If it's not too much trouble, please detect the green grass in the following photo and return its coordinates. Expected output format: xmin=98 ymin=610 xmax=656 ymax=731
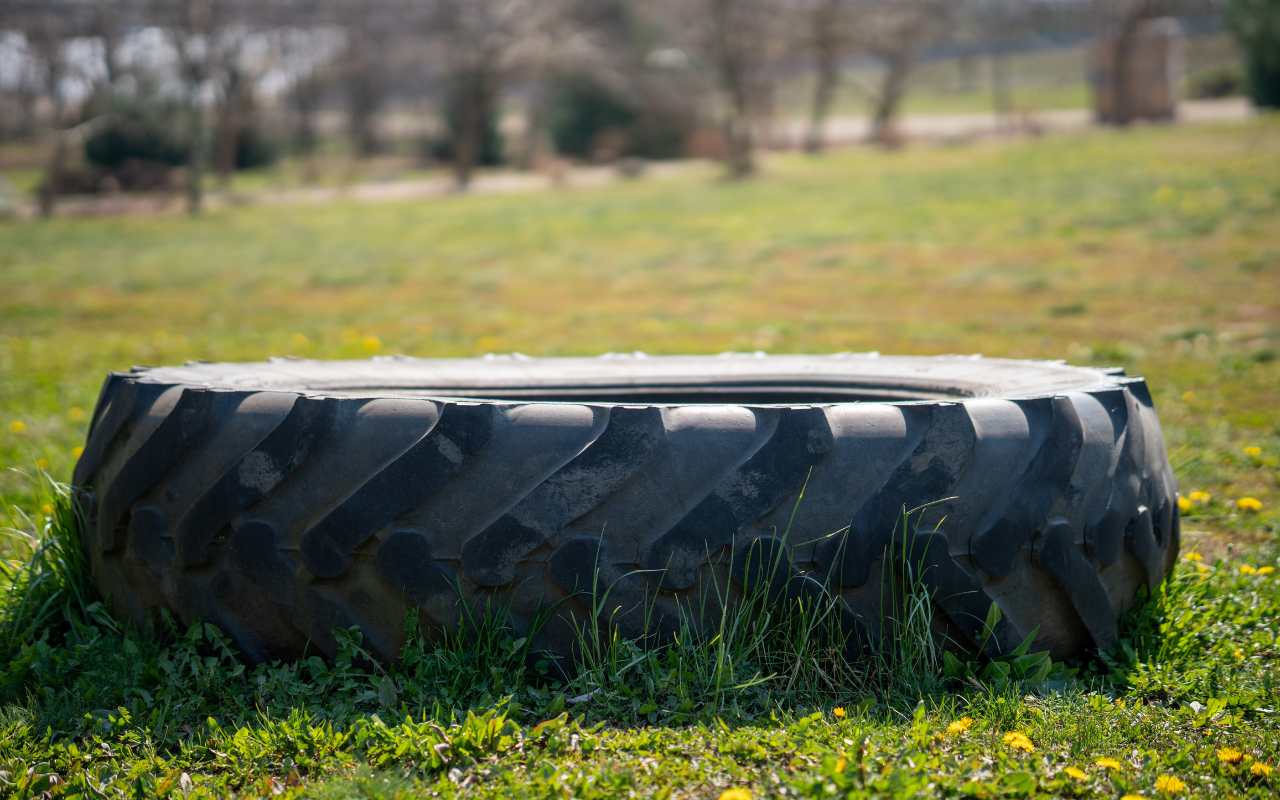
xmin=0 ymin=486 xmax=1275 ymax=798
xmin=1 ymin=118 xmax=1279 ymax=798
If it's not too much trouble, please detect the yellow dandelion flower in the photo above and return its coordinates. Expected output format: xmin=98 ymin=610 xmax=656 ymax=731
xmin=1195 ymin=563 xmax=1209 ymax=573
xmin=35 ymin=458 xmax=50 ymax=470
xmin=1184 ymin=552 xmax=1203 ymax=562
xmin=1242 ymin=565 xmax=1258 ymax=575
xmin=947 ymin=717 xmax=973 ymax=736
xmin=41 ymin=504 xmax=53 ymax=516
xmin=1181 ymin=390 xmax=1195 ymax=403
xmin=1244 ymin=446 xmax=1261 ymax=457
xmin=1096 ymin=757 xmax=1122 ymax=770
xmin=289 ymin=333 xmax=309 ymax=349
xmin=1251 ymin=762 xmax=1273 ymax=777
xmin=1003 ymin=732 xmax=1035 ymax=753
xmin=1237 ymin=497 xmax=1262 ymax=512
xmin=73 ymin=446 xmax=84 ymax=458
xmin=362 ymin=336 xmax=382 ymax=352
xmin=1154 ymin=775 xmax=1186 ymax=795
xmin=1259 ymin=566 xmax=1275 ymax=575
xmin=1218 ymin=747 xmax=1245 ymax=765
xmin=835 ymin=757 xmax=847 ymax=773
xmin=719 ymin=790 xmax=752 ymax=800
xmin=1189 ymin=492 xmax=1211 ymax=503
xmin=67 ymin=407 xmax=84 ymax=422
xmin=1178 ymin=496 xmax=1192 ymax=513
xmin=1122 ymin=795 xmax=1147 ymax=800
xmin=832 ymin=706 xmax=846 ymax=719
xmin=9 ymin=420 xmax=26 ymax=434
xmin=1064 ymin=766 xmax=1088 ymax=780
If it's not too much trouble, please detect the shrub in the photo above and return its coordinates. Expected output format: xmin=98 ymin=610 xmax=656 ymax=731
xmin=1186 ymin=63 xmax=1246 ymax=99
xmin=1224 ymin=0 xmax=1280 ymax=108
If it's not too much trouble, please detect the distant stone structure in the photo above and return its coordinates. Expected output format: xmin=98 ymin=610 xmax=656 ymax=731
xmin=1090 ymin=17 xmax=1185 ymax=124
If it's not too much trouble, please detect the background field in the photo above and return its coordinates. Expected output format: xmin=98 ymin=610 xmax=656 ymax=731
xmin=1 ymin=119 xmax=1279 ymax=799
xmin=3 ymin=118 xmax=1278 ymax=542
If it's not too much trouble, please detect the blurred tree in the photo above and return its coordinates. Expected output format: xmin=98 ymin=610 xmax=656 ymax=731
xmin=427 ymin=0 xmax=559 ymax=188
xmin=689 ymin=0 xmax=785 ymax=176
xmin=24 ymin=4 xmax=75 ymax=216
xmin=847 ymin=0 xmax=948 ymax=146
xmin=967 ymin=0 xmax=1027 ymax=130
xmin=154 ymin=0 xmax=235 ymax=214
xmin=6 ymin=0 xmax=104 ymax=216
xmin=213 ymin=30 xmax=274 ymax=187
xmin=1224 ymin=0 xmax=1280 ymax=108
xmin=273 ymin=24 xmax=344 ymax=179
xmin=339 ymin=0 xmax=394 ymax=157
xmin=547 ymin=0 xmax=698 ymax=162
xmin=803 ymin=0 xmax=846 ymax=154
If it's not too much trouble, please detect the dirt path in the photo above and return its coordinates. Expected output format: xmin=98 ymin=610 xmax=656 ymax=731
xmin=6 ymin=99 xmax=1253 ymax=219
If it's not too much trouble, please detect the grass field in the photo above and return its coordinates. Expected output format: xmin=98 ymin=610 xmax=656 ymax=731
xmin=1 ymin=119 xmax=1279 ymax=798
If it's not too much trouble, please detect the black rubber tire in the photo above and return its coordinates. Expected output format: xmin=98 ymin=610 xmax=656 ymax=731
xmin=73 ymin=353 xmax=1179 ymax=667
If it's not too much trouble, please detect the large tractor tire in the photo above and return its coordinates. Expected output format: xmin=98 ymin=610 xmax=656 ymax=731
xmin=73 ymin=353 xmax=1179 ymax=667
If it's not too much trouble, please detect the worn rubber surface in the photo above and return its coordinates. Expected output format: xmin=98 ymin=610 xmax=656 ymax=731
xmin=73 ymin=353 xmax=1179 ymax=666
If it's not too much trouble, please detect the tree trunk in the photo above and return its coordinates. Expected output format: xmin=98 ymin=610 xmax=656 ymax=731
xmin=453 ymin=77 xmax=481 ymax=189
xmin=804 ymin=6 xmax=839 ymax=155
xmin=721 ymin=54 xmax=754 ymax=177
xmin=870 ymin=52 xmax=911 ymax=145
xmin=188 ymin=102 xmax=207 ymax=215
xmin=991 ymin=49 xmax=1013 ymax=131
xmin=516 ymin=89 xmax=545 ymax=171
xmin=723 ymin=113 xmax=753 ymax=177
xmin=215 ymin=100 xmax=241 ymax=189
xmin=38 ymin=127 xmax=69 ymax=219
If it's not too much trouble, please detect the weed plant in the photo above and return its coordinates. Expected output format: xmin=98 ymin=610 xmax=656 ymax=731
xmin=0 ymin=480 xmax=1277 ymax=798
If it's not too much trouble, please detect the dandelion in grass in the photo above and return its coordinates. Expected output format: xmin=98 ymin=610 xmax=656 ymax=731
xmin=68 ymin=407 xmax=84 ymax=421
xmin=1242 ymin=565 xmax=1258 ymax=575
xmin=835 ymin=757 xmax=847 ymax=773
xmin=1245 ymin=446 xmax=1262 ymax=457
xmin=73 ymin=446 xmax=84 ymax=458
xmin=1064 ymin=766 xmax=1088 ymax=780
xmin=947 ymin=717 xmax=973 ymax=737
xmin=1178 ymin=496 xmax=1192 ymax=513
xmin=1122 ymin=795 xmax=1147 ymax=800
xmin=1189 ymin=492 xmax=1211 ymax=503
xmin=1003 ymin=732 xmax=1035 ymax=753
xmin=1096 ymin=757 xmax=1122 ymax=770
xmin=9 ymin=420 xmax=25 ymax=434
xmin=719 ymin=789 xmax=752 ymax=800
xmin=1218 ymin=747 xmax=1245 ymax=765
xmin=1251 ymin=762 xmax=1273 ymax=777
xmin=1154 ymin=775 xmax=1185 ymax=795
xmin=1237 ymin=497 xmax=1262 ymax=512
xmin=1184 ymin=552 xmax=1203 ymax=562
xmin=36 ymin=458 xmax=50 ymax=470
xmin=1259 ymin=566 xmax=1276 ymax=575
xmin=832 ymin=707 xmax=846 ymax=719
xmin=363 ymin=336 xmax=382 ymax=352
